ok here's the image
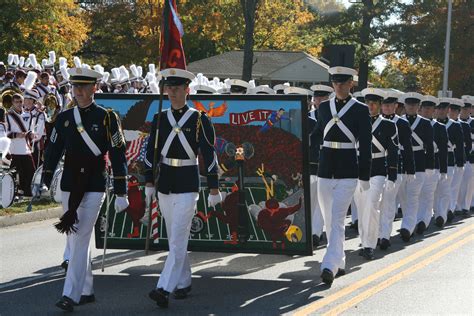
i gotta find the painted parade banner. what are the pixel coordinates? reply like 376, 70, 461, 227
94, 94, 312, 255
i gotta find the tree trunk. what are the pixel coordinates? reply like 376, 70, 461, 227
358, 0, 373, 90
241, 0, 258, 81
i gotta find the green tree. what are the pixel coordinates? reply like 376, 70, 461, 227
0, 0, 88, 62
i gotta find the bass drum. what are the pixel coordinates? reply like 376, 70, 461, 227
50, 167, 63, 203
1, 172, 15, 208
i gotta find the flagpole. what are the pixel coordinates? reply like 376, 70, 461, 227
145, 0, 170, 255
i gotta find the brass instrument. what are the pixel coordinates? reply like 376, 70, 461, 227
43, 93, 61, 123
0, 86, 22, 110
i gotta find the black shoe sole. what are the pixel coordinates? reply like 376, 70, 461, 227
321, 270, 334, 285
55, 299, 74, 312
400, 229, 411, 242
149, 290, 169, 308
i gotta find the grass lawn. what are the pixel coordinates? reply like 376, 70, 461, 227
0, 199, 60, 216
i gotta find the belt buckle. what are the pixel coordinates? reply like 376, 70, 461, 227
170, 158, 180, 167
332, 142, 340, 149
77, 123, 84, 133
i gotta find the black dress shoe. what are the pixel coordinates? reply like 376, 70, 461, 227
379, 238, 391, 250
79, 294, 95, 305
335, 268, 346, 277
470, 206, 474, 212
454, 209, 462, 216
360, 248, 375, 260
149, 288, 169, 308
55, 296, 75, 312
435, 216, 445, 228
173, 286, 191, 299
400, 228, 411, 242
350, 220, 359, 233
447, 210, 455, 223
461, 209, 470, 218
320, 268, 334, 285
312, 234, 320, 247
416, 221, 426, 235
61, 260, 69, 273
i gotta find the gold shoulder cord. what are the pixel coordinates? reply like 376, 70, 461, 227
105, 109, 125, 148
196, 111, 202, 143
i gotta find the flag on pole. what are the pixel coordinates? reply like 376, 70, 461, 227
160, 0, 186, 70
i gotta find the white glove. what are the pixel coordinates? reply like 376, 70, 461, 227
145, 186, 155, 205
426, 169, 435, 176
208, 191, 223, 208
310, 175, 318, 186
115, 196, 129, 213
386, 180, 396, 191
405, 174, 416, 183
359, 180, 370, 192
439, 173, 448, 181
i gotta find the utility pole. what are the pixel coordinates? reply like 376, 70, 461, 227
442, 0, 452, 97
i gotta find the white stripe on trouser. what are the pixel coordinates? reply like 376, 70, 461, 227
398, 172, 425, 234
417, 170, 439, 226
350, 198, 358, 223
450, 166, 464, 211
354, 176, 385, 249
457, 163, 474, 210
318, 178, 357, 273
379, 176, 403, 240
310, 176, 324, 236
157, 192, 199, 293
434, 168, 454, 221
61, 191, 105, 303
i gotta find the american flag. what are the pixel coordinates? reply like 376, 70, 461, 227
125, 135, 147, 163
136, 135, 150, 162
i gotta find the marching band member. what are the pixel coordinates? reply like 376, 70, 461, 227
308, 84, 333, 247
379, 91, 415, 249
457, 97, 473, 217
310, 66, 372, 285
145, 68, 221, 308
6, 93, 36, 196
39, 67, 128, 312
36, 71, 63, 108
398, 92, 434, 242
355, 88, 398, 260
417, 96, 448, 231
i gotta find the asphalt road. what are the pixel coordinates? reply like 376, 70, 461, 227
1, 214, 473, 315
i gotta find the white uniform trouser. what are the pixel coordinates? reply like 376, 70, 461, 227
318, 178, 357, 273
157, 192, 199, 293
434, 168, 454, 221
457, 163, 474, 210
450, 166, 464, 211
398, 172, 425, 234
350, 198, 358, 223
354, 176, 385, 249
61, 191, 105, 303
310, 176, 324, 237
63, 238, 71, 261
417, 170, 439, 227
379, 175, 403, 240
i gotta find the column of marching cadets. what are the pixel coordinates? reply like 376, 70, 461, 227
309, 66, 473, 286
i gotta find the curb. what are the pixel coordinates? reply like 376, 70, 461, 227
0, 207, 62, 228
